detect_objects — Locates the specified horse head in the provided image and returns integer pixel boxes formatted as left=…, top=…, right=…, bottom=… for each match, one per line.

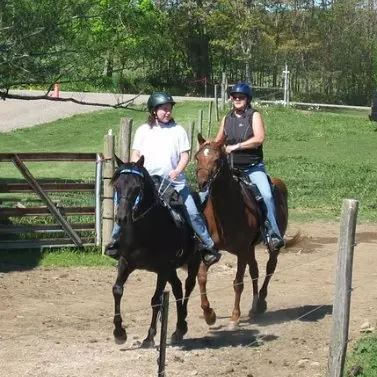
left=195, top=133, right=227, bottom=191
left=111, top=155, right=148, bottom=226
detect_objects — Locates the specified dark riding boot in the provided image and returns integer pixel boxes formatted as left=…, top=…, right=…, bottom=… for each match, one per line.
left=105, top=240, right=120, bottom=259
left=264, top=220, right=285, bottom=251
left=201, top=246, right=221, bottom=267
left=269, top=234, right=285, bottom=251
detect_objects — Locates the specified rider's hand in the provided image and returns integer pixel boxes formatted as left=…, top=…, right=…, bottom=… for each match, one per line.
left=168, top=169, right=180, bottom=180
left=225, top=143, right=241, bottom=154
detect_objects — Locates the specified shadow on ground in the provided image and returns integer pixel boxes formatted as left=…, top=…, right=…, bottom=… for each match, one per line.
left=247, top=304, right=332, bottom=327
left=173, top=328, right=278, bottom=350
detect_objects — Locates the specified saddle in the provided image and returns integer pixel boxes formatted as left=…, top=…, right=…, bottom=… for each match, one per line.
left=151, top=175, right=187, bottom=230
left=231, top=168, right=274, bottom=234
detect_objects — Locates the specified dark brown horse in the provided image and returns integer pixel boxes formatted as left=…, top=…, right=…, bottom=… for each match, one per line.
left=195, top=134, right=298, bottom=329
left=110, top=156, right=201, bottom=345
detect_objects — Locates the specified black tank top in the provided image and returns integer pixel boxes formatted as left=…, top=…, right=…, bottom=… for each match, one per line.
left=224, top=108, right=263, bottom=168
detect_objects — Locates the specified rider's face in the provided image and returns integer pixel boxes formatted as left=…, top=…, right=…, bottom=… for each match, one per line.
left=155, top=104, right=173, bottom=123
left=231, top=94, right=248, bottom=110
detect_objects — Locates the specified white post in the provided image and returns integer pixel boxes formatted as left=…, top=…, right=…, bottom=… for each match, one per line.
left=95, top=153, right=103, bottom=246
left=283, top=64, right=290, bottom=107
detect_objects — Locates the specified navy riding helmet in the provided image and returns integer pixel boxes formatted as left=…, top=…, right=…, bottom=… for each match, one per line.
left=230, top=83, right=253, bottom=100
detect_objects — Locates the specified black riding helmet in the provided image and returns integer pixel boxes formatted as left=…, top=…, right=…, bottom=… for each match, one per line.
left=230, top=83, right=253, bottom=101
left=147, top=92, right=176, bottom=112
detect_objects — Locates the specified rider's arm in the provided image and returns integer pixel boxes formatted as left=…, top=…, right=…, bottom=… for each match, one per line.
left=175, top=151, right=189, bottom=173
left=214, top=117, right=226, bottom=143
left=169, top=150, right=189, bottom=180
left=238, top=112, right=265, bottom=150
left=130, top=149, right=141, bottom=162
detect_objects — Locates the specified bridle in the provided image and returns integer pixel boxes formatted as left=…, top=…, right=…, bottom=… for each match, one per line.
left=195, top=145, right=227, bottom=193
left=117, top=168, right=158, bottom=222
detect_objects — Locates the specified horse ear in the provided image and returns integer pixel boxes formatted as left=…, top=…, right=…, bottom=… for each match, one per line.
left=136, top=155, right=145, bottom=168
left=114, top=155, right=123, bottom=167
left=197, top=133, right=206, bottom=145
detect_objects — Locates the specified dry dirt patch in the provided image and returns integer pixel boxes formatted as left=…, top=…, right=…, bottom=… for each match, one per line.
left=0, top=221, right=376, bottom=377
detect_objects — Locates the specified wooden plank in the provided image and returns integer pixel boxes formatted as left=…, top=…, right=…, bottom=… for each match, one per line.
left=11, top=155, right=83, bottom=247
left=0, top=223, right=95, bottom=234
left=0, top=182, right=95, bottom=193
left=0, top=152, right=98, bottom=162
left=0, top=238, right=96, bottom=250
left=0, top=206, right=95, bottom=216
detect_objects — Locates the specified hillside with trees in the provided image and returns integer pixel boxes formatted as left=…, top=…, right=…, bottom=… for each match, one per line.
left=1, top=0, right=376, bottom=105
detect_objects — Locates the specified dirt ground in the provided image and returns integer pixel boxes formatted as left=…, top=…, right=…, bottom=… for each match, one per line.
left=0, top=221, right=376, bottom=377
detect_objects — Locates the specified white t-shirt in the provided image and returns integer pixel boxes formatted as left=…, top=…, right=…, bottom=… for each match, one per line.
left=132, top=121, right=190, bottom=185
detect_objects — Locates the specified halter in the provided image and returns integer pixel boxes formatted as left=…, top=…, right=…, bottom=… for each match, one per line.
left=195, top=145, right=226, bottom=192
left=117, top=167, right=157, bottom=222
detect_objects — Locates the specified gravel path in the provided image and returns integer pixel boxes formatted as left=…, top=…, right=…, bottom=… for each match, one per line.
left=0, top=90, right=210, bottom=133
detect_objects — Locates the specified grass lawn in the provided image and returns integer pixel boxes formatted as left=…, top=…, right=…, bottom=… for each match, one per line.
left=1, top=102, right=376, bottom=262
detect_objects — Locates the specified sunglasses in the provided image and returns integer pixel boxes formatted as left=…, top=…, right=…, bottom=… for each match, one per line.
left=232, top=95, right=247, bottom=100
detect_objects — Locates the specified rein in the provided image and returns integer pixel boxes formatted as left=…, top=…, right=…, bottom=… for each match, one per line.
left=195, top=145, right=227, bottom=193
left=118, top=168, right=158, bottom=222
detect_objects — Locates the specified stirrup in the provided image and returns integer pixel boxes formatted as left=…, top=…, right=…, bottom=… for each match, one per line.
left=268, top=235, right=285, bottom=251
left=202, top=249, right=221, bottom=267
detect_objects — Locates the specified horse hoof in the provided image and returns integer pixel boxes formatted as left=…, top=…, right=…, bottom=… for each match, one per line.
left=227, top=321, right=239, bottom=331
left=113, top=329, right=127, bottom=344
left=141, top=339, right=155, bottom=348
left=204, top=309, right=217, bottom=326
left=257, top=299, right=267, bottom=314
left=171, top=330, right=184, bottom=344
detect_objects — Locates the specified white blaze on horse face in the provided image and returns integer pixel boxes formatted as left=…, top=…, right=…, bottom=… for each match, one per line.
left=203, top=148, right=210, bottom=157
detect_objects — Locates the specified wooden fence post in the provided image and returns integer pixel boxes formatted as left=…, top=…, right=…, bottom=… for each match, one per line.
left=118, top=118, right=133, bottom=162
left=207, top=101, right=213, bottom=138
left=221, top=72, right=226, bottom=111
left=189, top=121, right=195, bottom=161
left=197, top=110, right=203, bottom=152
left=327, top=199, right=359, bottom=377
left=95, top=152, right=103, bottom=246
left=102, top=130, right=115, bottom=255
left=214, top=84, right=219, bottom=122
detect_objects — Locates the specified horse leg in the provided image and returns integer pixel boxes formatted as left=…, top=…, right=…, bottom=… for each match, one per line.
left=141, top=272, right=169, bottom=348
left=197, top=261, right=217, bottom=325
left=171, top=254, right=201, bottom=342
left=113, top=257, right=132, bottom=343
left=228, top=254, right=248, bottom=330
left=257, top=250, right=279, bottom=314
left=169, top=270, right=186, bottom=343
left=247, top=247, right=260, bottom=317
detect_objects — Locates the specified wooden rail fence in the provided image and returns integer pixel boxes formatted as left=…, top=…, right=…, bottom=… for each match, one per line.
left=0, top=152, right=102, bottom=250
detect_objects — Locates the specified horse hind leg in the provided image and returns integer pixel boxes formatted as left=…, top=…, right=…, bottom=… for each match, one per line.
left=247, top=247, right=260, bottom=318
left=168, top=270, right=187, bottom=343
left=171, top=252, right=201, bottom=343
left=257, top=250, right=279, bottom=314
left=113, top=257, right=132, bottom=344
left=142, top=272, right=169, bottom=348
left=228, top=254, right=248, bottom=330
left=197, top=262, right=217, bottom=326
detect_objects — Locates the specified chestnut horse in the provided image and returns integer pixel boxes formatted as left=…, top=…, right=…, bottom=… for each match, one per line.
left=195, top=134, right=297, bottom=329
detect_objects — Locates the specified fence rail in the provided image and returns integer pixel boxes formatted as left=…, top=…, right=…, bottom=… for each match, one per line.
left=0, top=152, right=101, bottom=250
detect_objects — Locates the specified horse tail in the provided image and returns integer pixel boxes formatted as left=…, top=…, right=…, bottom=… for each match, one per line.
left=284, top=231, right=303, bottom=249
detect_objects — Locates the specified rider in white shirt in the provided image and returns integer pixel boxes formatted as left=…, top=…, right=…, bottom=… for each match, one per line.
left=105, top=92, right=221, bottom=267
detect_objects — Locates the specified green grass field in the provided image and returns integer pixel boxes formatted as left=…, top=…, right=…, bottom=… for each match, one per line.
left=2, top=102, right=375, bottom=220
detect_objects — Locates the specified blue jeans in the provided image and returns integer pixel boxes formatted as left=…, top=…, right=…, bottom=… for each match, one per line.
left=111, top=182, right=215, bottom=249
left=244, top=162, right=282, bottom=238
